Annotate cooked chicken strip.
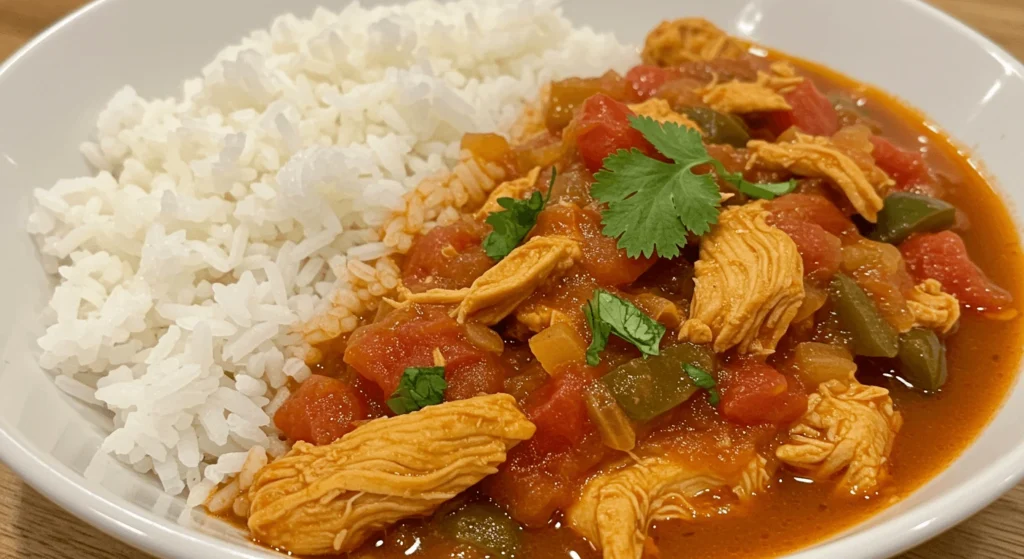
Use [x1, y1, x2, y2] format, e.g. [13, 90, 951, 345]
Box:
[679, 201, 805, 354]
[776, 376, 902, 495]
[247, 394, 535, 555]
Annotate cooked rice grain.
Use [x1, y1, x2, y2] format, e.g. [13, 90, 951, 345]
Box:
[28, 0, 636, 497]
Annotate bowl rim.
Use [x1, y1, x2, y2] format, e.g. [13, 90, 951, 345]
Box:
[2, 0, 1023, 558]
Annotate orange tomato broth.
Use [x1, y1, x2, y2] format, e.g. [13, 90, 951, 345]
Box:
[637, 51, 1024, 558]
[271, 50, 1024, 558]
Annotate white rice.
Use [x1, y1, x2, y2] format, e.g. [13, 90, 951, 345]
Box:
[27, 0, 636, 499]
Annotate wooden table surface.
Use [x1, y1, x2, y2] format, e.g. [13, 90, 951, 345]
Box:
[2, 0, 1024, 558]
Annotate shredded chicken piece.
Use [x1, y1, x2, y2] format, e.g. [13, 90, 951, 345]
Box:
[247, 394, 535, 555]
[515, 305, 573, 333]
[732, 454, 772, 501]
[388, 236, 580, 325]
[700, 70, 804, 114]
[776, 377, 902, 495]
[747, 132, 893, 222]
[627, 98, 701, 131]
[455, 235, 582, 325]
[475, 167, 542, 219]
[642, 18, 748, 66]
[907, 279, 960, 334]
[392, 284, 469, 307]
[567, 457, 728, 559]
[678, 202, 805, 354]
[770, 61, 799, 78]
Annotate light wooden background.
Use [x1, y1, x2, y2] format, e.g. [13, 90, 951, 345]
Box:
[1, 0, 1023, 558]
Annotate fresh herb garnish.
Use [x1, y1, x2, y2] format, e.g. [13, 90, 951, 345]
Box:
[683, 363, 721, 406]
[482, 168, 557, 260]
[584, 289, 666, 366]
[591, 115, 796, 258]
[386, 366, 447, 415]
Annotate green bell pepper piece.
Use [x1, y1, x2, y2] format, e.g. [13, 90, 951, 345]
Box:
[897, 328, 947, 392]
[868, 192, 955, 244]
[683, 107, 751, 148]
[437, 502, 522, 555]
[829, 274, 899, 358]
[600, 343, 715, 422]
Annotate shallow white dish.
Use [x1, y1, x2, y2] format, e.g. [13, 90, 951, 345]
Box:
[0, 0, 1022, 557]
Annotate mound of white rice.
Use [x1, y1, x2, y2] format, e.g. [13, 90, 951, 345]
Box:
[25, 0, 636, 502]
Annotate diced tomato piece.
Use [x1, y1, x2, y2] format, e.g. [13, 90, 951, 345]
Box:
[719, 359, 807, 426]
[578, 207, 657, 286]
[523, 365, 595, 452]
[344, 306, 506, 398]
[547, 72, 633, 132]
[869, 135, 931, 191]
[484, 364, 606, 526]
[765, 81, 839, 137]
[767, 212, 842, 283]
[402, 218, 493, 292]
[900, 231, 1013, 311]
[484, 430, 606, 526]
[532, 204, 656, 286]
[274, 375, 370, 445]
[625, 64, 677, 101]
[444, 352, 508, 401]
[768, 193, 856, 237]
[574, 94, 660, 174]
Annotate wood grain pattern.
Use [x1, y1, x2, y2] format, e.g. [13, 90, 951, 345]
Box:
[0, 0, 1021, 557]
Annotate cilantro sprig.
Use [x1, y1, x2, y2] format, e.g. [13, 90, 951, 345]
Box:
[584, 289, 666, 366]
[482, 168, 556, 260]
[683, 363, 721, 406]
[386, 366, 447, 415]
[592, 116, 795, 259]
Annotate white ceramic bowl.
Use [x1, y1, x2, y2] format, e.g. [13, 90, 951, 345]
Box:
[1, 0, 1022, 557]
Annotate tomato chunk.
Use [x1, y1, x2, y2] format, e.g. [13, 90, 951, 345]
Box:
[900, 231, 1013, 311]
[578, 207, 657, 286]
[768, 193, 856, 237]
[484, 365, 606, 526]
[574, 94, 659, 174]
[870, 136, 931, 191]
[402, 218, 493, 292]
[765, 81, 839, 137]
[533, 204, 656, 286]
[768, 212, 842, 284]
[719, 359, 807, 425]
[625, 64, 677, 101]
[344, 306, 506, 399]
[274, 375, 370, 445]
[523, 365, 595, 452]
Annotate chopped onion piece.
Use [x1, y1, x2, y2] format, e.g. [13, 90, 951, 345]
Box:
[634, 292, 682, 328]
[794, 285, 828, 323]
[465, 323, 505, 354]
[792, 342, 857, 386]
[529, 322, 587, 375]
[583, 381, 636, 451]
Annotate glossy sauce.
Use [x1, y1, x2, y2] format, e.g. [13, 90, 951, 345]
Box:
[245, 52, 1024, 559]
[629, 53, 1024, 558]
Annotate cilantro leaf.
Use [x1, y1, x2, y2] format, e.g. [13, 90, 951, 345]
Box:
[386, 366, 447, 415]
[591, 115, 797, 258]
[593, 149, 720, 259]
[683, 363, 721, 406]
[482, 168, 556, 260]
[584, 289, 666, 366]
[629, 115, 710, 164]
[709, 160, 797, 201]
